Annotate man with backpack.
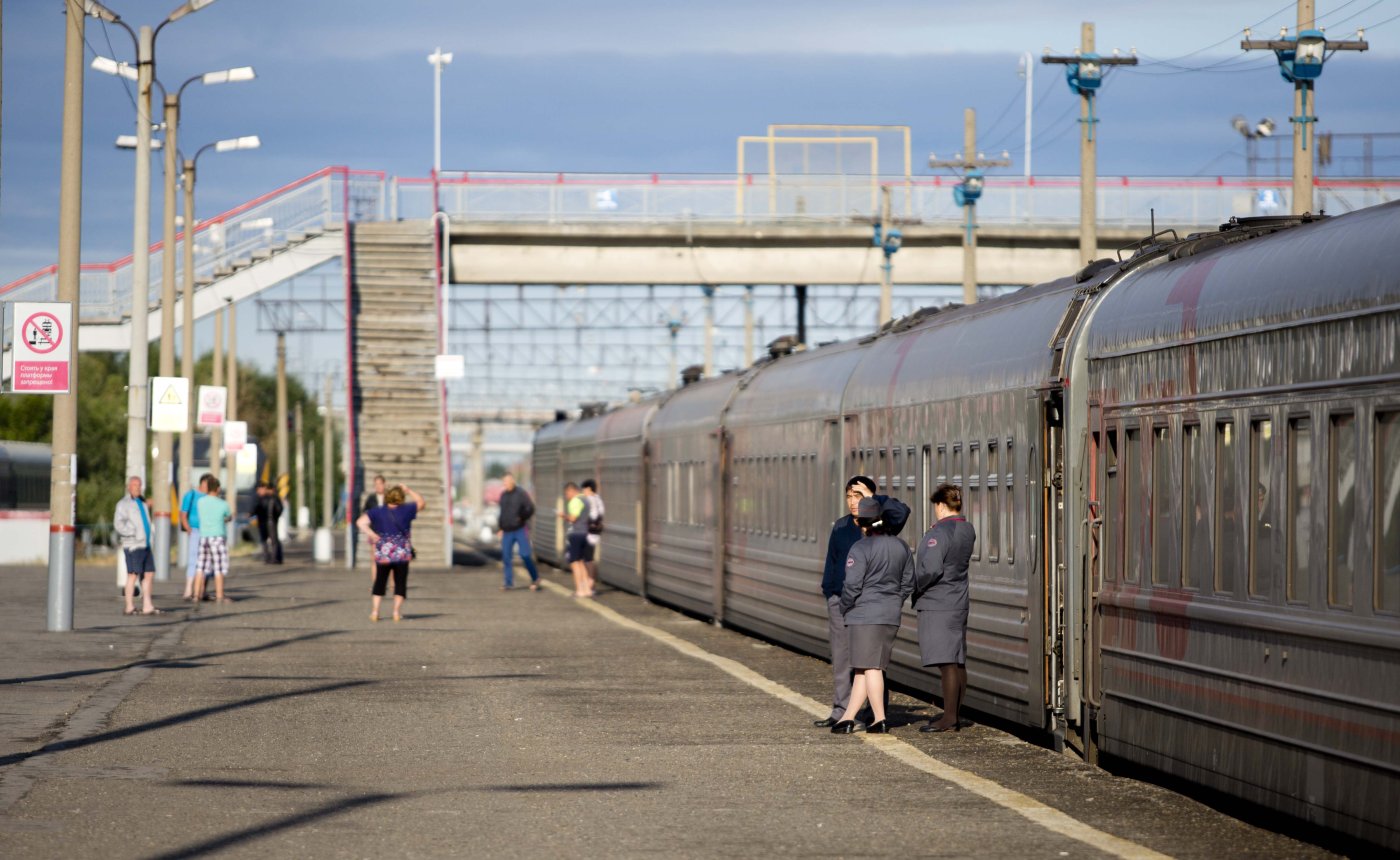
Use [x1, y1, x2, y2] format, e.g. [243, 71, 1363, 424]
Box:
[582, 479, 605, 588]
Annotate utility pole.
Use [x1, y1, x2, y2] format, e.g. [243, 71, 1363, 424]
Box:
[742, 285, 754, 368]
[428, 47, 453, 174]
[1020, 52, 1034, 180]
[1043, 23, 1137, 266]
[209, 306, 223, 486]
[151, 68, 182, 582]
[294, 400, 306, 533]
[701, 286, 715, 377]
[176, 147, 197, 570]
[48, 0, 85, 632]
[876, 187, 894, 325]
[321, 374, 333, 530]
[125, 26, 154, 492]
[1241, 1, 1368, 215]
[930, 109, 1011, 305]
[275, 331, 289, 494]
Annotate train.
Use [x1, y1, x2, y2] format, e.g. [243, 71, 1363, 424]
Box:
[0, 440, 51, 564]
[532, 201, 1400, 850]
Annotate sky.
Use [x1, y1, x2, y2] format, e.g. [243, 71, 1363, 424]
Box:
[1, 0, 1398, 390]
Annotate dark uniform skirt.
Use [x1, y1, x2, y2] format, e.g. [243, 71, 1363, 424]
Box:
[848, 623, 899, 670]
[918, 608, 968, 666]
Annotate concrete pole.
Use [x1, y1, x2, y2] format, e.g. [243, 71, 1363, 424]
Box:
[469, 421, 485, 534]
[1292, 0, 1316, 215]
[124, 26, 154, 491]
[295, 401, 306, 532]
[150, 87, 181, 581]
[322, 375, 333, 530]
[1023, 52, 1034, 180]
[275, 331, 289, 488]
[47, 0, 84, 632]
[1079, 22, 1097, 266]
[177, 157, 196, 569]
[962, 108, 979, 306]
[742, 285, 754, 368]
[209, 306, 223, 486]
[701, 286, 715, 378]
[878, 185, 893, 326]
[225, 302, 239, 548]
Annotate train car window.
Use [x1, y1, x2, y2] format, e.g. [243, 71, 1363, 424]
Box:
[952, 444, 963, 494]
[1288, 418, 1313, 603]
[936, 443, 948, 486]
[1182, 424, 1212, 590]
[1329, 413, 1357, 609]
[1005, 439, 1015, 565]
[1124, 428, 1143, 583]
[1249, 419, 1276, 599]
[987, 441, 1000, 563]
[1377, 411, 1400, 614]
[920, 445, 933, 537]
[1105, 429, 1120, 582]
[1216, 421, 1246, 596]
[689, 461, 698, 527]
[1153, 426, 1180, 587]
[877, 447, 889, 493]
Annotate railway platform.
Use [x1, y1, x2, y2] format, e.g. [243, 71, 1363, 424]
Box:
[0, 546, 1340, 858]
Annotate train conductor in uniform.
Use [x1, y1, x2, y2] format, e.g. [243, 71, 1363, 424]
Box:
[912, 483, 976, 733]
[815, 475, 906, 728]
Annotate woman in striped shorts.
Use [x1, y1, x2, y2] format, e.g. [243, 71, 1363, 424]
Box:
[193, 477, 234, 603]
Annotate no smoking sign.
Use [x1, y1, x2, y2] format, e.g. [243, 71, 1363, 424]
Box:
[9, 302, 72, 394]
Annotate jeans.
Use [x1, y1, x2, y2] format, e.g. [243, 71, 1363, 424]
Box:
[501, 528, 539, 588]
[184, 528, 201, 580]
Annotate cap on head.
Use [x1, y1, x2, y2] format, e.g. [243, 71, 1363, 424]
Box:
[857, 497, 882, 520]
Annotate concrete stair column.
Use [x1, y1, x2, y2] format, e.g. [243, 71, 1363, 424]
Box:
[349, 220, 451, 567]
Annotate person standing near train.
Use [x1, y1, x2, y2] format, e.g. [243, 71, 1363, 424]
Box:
[831, 495, 914, 734]
[815, 476, 906, 728]
[497, 473, 541, 591]
[559, 482, 594, 597]
[912, 483, 976, 733]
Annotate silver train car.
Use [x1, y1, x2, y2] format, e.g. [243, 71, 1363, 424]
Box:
[531, 202, 1400, 849]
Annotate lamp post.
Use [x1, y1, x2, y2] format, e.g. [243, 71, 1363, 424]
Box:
[427, 47, 453, 174]
[1231, 116, 1276, 179]
[84, 0, 224, 582]
[175, 133, 259, 569]
[1019, 52, 1034, 180]
[1241, 2, 1369, 215]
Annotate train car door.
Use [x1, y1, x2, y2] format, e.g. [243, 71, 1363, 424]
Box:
[1079, 398, 1104, 763]
[1042, 385, 1067, 748]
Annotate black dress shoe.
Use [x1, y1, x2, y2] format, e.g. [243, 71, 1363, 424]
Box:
[830, 720, 860, 734]
[866, 720, 890, 734]
[813, 717, 839, 728]
[919, 721, 959, 733]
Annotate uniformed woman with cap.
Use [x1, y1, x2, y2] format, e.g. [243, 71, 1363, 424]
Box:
[831, 495, 914, 734]
[912, 483, 976, 732]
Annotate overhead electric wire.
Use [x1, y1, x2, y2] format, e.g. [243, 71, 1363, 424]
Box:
[1324, 0, 1389, 29]
[86, 21, 138, 111]
[1133, 0, 1296, 67]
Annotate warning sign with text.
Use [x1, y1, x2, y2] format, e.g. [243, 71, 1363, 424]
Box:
[197, 385, 228, 428]
[9, 302, 73, 394]
[149, 376, 190, 433]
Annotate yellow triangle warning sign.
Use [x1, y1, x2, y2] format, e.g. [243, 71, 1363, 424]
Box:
[159, 384, 183, 405]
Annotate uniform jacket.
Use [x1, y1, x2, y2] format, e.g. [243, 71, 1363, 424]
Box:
[821, 494, 909, 597]
[113, 494, 151, 550]
[913, 515, 976, 611]
[840, 533, 915, 625]
[498, 487, 536, 532]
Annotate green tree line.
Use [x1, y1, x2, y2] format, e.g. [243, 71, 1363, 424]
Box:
[0, 346, 334, 530]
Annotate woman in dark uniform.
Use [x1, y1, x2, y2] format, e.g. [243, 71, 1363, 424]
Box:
[832, 496, 914, 734]
[913, 483, 976, 733]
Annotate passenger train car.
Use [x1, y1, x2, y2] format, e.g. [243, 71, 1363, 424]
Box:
[533, 203, 1400, 849]
[0, 440, 51, 564]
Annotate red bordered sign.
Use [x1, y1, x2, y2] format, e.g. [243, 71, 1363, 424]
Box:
[9, 302, 72, 394]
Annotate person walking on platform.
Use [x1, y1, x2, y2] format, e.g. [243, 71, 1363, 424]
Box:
[831, 495, 914, 735]
[581, 479, 605, 588]
[193, 478, 234, 604]
[497, 473, 540, 591]
[357, 484, 424, 622]
[255, 482, 285, 565]
[913, 483, 977, 733]
[180, 473, 213, 600]
[559, 482, 594, 597]
[815, 476, 906, 728]
[361, 474, 387, 578]
[115, 476, 161, 616]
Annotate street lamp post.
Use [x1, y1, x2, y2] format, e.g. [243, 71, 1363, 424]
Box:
[175, 131, 258, 568]
[84, 0, 225, 582]
[1231, 116, 1276, 179]
[871, 186, 901, 325]
[428, 47, 453, 175]
[930, 109, 1011, 306]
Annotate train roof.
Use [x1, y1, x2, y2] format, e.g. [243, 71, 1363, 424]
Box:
[726, 337, 867, 427]
[647, 372, 745, 437]
[1085, 200, 1400, 360]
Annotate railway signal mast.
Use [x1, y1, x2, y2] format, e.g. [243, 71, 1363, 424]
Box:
[930, 108, 1010, 306]
[1042, 23, 1137, 267]
[1241, 0, 1368, 215]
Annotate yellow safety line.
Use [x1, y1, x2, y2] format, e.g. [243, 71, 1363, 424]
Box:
[542, 579, 1171, 860]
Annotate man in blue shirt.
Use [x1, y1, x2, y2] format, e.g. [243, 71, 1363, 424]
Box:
[180, 473, 212, 600]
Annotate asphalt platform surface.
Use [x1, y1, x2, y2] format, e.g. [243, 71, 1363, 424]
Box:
[0, 542, 1341, 859]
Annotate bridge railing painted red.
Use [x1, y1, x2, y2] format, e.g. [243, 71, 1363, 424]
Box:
[1, 167, 385, 332]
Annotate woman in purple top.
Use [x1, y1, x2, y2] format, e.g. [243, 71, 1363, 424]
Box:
[356, 484, 425, 622]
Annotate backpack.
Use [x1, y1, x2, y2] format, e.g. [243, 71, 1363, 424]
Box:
[586, 496, 605, 534]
